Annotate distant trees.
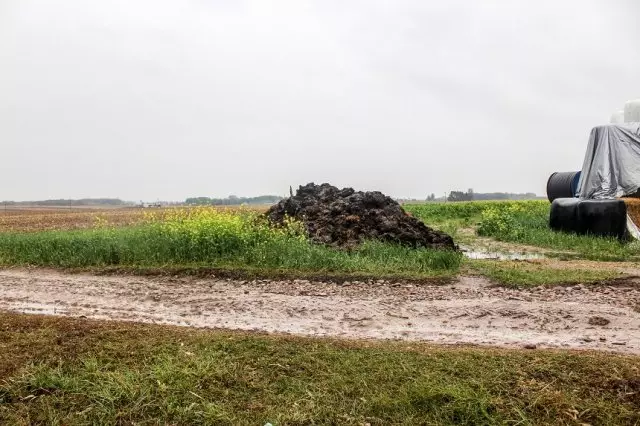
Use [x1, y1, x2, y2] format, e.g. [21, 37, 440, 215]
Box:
[447, 189, 474, 202]
[472, 192, 541, 201]
[185, 195, 282, 206]
[442, 189, 542, 202]
[185, 197, 212, 205]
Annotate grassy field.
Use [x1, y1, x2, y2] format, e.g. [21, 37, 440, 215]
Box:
[405, 201, 640, 285]
[1, 312, 639, 425]
[466, 259, 625, 288]
[0, 207, 462, 280]
[1, 204, 640, 424]
[0, 201, 638, 285]
[406, 201, 640, 262]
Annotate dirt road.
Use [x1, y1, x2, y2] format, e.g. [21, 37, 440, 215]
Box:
[2, 268, 640, 353]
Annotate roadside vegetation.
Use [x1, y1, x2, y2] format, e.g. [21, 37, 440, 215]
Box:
[467, 259, 624, 288]
[406, 201, 640, 262]
[1, 313, 639, 425]
[0, 207, 462, 279]
[1, 202, 638, 285]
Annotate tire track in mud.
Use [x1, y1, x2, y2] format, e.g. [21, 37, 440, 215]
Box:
[1, 268, 640, 353]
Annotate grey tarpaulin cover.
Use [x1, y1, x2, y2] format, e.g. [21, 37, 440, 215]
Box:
[578, 123, 640, 199]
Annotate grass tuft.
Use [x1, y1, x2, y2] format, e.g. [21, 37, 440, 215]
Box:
[467, 259, 624, 288]
[1, 313, 639, 425]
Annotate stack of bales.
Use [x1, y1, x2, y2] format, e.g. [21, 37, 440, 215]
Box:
[550, 99, 640, 239]
[616, 100, 640, 229]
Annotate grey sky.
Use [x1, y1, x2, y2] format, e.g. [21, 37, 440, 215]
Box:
[1, 0, 639, 201]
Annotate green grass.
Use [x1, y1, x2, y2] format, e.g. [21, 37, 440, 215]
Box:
[0, 226, 462, 279]
[467, 259, 625, 288]
[406, 201, 518, 222]
[1, 313, 639, 425]
[405, 202, 501, 243]
[2, 201, 639, 282]
[407, 201, 640, 261]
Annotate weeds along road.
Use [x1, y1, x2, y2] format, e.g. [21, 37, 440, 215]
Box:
[1, 268, 640, 353]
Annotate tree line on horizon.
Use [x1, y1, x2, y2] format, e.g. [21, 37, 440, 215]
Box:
[185, 195, 283, 205]
[423, 189, 542, 202]
[2, 190, 543, 207]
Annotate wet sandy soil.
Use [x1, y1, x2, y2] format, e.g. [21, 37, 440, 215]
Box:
[1, 268, 639, 353]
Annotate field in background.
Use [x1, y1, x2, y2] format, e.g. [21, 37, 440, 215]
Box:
[0, 207, 145, 233]
[0, 200, 638, 285]
[0, 205, 271, 233]
[0, 206, 462, 279]
[405, 200, 640, 261]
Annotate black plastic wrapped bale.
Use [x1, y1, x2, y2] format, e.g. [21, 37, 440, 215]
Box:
[550, 198, 627, 239]
[550, 198, 582, 234]
[577, 199, 627, 239]
[546, 171, 581, 202]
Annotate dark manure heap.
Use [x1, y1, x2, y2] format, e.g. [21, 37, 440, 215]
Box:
[266, 183, 456, 250]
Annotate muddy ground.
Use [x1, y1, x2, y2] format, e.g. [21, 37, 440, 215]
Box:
[1, 268, 640, 354]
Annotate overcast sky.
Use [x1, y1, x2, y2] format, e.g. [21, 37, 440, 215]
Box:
[1, 0, 639, 201]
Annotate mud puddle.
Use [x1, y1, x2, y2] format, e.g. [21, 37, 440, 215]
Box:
[1, 268, 639, 353]
[9, 301, 68, 316]
[460, 245, 546, 260]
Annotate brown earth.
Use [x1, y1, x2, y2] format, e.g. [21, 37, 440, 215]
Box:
[0, 205, 268, 233]
[1, 268, 639, 353]
[0, 208, 145, 232]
